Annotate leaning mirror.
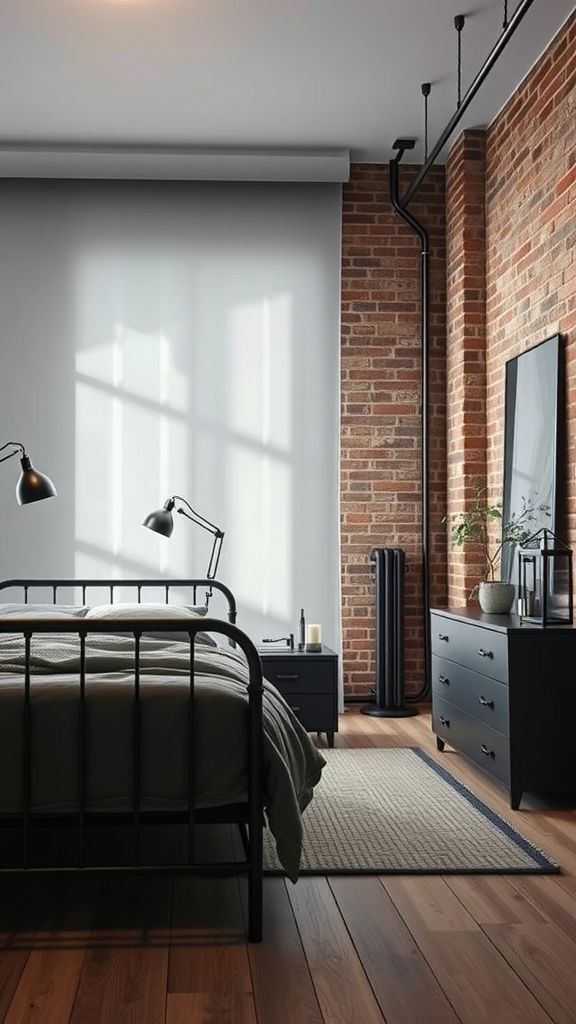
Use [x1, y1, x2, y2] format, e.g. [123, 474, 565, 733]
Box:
[501, 333, 564, 588]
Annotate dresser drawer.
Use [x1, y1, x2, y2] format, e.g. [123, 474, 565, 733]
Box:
[431, 615, 509, 682]
[431, 654, 509, 734]
[433, 695, 510, 786]
[263, 658, 334, 694]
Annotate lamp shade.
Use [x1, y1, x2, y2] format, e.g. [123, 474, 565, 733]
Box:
[15, 454, 57, 505]
[142, 501, 175, 538]
[142, 495, 224, 579]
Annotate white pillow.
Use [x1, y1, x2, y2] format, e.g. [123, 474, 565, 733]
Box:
[0, 603, 89, 618]
[84, 601, 215, 644]
[84, 602, 206, 620]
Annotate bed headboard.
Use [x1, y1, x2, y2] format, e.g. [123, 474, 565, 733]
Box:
[0, 577, 237, 624]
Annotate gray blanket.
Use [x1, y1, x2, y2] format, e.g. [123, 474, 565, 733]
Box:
[0, 630, 326, 881]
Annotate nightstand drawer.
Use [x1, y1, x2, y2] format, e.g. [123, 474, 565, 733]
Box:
[431, 615, 509, 682]
[276, 691, 336, 733]
[431, 655, 509, 734]
[263, 658, 334, 694]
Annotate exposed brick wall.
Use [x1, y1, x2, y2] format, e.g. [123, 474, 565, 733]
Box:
[340, 164, 446, 698]
[484, 11, 576, 556]
[442, 11, 575, 596]
[341, 10, 576, 700]
[445, 130, 489, 603]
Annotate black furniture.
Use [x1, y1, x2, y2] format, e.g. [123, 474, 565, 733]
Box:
[430, 606, 576, 809]
[362, 547, 417, 717]
[0, 578, 259, 941]
[259, 646, 339, 747]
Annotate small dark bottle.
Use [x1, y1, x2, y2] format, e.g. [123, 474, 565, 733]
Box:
[298, 608, 306, 650]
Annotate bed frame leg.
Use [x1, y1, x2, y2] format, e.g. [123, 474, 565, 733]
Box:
[248, 870, 263, 943]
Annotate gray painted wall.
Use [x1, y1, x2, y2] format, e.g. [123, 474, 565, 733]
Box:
[0, 179, 341, 652]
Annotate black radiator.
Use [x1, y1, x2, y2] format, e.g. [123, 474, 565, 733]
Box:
[361, 548, 417, 718]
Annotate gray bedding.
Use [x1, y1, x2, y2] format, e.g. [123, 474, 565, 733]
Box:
[0, 629, 326, 881]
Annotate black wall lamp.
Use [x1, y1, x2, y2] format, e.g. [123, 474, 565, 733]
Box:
[0, 441, 57, 504]
[142, 495, 224, 579]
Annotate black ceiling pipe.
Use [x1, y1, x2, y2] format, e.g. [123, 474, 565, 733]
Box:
[401, 0, 537, 207]
[389, 151, 430, 701]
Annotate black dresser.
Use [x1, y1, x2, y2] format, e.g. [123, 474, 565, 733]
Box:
[259, 646, 339, 747]
[430, 607, 576, 808]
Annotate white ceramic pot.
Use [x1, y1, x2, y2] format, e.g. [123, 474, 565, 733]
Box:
[478, 581, 515, 614]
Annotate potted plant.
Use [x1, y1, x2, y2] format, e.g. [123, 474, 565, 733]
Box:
[445, 485, 550, 613]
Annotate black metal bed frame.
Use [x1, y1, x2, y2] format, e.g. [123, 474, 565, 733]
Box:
[0, 577, 264, 942]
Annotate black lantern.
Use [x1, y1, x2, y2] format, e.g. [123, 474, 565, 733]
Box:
[518, 528, 573, 626]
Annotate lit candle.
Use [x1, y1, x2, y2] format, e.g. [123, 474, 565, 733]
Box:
[306, 623, 322, 645]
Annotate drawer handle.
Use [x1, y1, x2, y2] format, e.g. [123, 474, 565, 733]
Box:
[478, 696, 494, 708]
[438, 675, 450, 686]
[438, 633, 449, 642]
[477, 648, 494, 659]
[277, 673, 300, 680]
[289, 704, 302, 713]
[439, 716, 450, 727]
[480, 744, 495, 758]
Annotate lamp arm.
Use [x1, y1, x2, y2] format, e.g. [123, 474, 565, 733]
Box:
[0, 441, 25, 465]
[173, 496, 220, 537]
[172, 495, 225, 581]
[205, 531, 224, 580]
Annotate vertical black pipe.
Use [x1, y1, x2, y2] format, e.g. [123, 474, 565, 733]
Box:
[389, 156, 431, 700]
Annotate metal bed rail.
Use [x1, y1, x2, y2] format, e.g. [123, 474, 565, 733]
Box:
[0, 577, 238, 624]
[0, 592, 264, 942]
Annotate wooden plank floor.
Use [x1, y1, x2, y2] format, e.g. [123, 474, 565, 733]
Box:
[0, 705, 575, 1023]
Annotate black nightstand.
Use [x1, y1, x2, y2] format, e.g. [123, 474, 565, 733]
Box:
[259, 646, 339, 747]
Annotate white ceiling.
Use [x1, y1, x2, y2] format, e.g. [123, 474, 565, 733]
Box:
[0, 0, 574, 173]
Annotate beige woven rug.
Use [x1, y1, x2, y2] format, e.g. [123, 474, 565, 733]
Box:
[264, 747, 559, 875]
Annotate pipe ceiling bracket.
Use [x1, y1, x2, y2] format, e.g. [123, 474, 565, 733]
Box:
[392, 138, 416, 163]
[398, 0, 537, 206]
[421, 85, 431, 160]
[454, 14, 465, 107]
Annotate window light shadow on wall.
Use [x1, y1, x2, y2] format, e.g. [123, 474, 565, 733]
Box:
[225, 293, 292, 620]
[74, 252, 294, 621]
